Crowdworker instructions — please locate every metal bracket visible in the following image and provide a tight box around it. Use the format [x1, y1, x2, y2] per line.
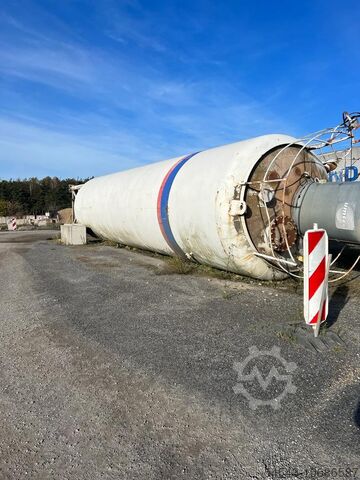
[229, 199, 247, 216]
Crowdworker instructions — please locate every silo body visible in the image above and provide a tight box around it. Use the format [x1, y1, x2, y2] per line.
[75, 134, 299, 280]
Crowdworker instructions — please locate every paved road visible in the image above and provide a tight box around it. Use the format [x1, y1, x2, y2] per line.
[0, 231, 359, 479]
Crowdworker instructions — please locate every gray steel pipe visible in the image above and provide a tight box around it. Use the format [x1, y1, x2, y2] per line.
[294, 181, 360, 244]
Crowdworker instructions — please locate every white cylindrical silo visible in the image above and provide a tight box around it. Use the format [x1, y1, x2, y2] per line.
[75, 134, 324, 280]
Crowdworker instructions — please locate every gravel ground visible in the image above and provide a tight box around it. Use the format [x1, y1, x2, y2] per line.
[0, 230, 359, 479]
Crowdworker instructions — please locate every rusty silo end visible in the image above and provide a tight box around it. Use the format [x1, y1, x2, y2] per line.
[74, 134, 360, 280]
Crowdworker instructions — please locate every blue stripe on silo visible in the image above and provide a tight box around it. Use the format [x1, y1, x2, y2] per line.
[157, 152, 199, 257]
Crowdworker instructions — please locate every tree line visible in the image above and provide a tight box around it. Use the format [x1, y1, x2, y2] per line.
[0, 177, 90, 217]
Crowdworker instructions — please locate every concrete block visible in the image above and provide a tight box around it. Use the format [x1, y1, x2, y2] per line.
[61, 224, 87, 245]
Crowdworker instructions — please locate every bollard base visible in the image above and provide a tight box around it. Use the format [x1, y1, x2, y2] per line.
[61, 224, 87, 245]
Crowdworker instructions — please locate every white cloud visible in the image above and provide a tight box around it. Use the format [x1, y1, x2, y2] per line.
[0, 45, 94, 83]
[0, 117, 169, 179]
[0, 2, 295, 179]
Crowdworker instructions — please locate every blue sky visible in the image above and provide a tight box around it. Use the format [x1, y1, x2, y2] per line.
[0, 0, 359, 179]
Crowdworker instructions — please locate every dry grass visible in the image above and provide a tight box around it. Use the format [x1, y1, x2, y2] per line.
[166, 256, 196, 274]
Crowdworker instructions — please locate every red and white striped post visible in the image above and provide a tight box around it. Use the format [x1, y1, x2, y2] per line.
[303, 224, 331, 337]
[7, 217, 17, 231]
